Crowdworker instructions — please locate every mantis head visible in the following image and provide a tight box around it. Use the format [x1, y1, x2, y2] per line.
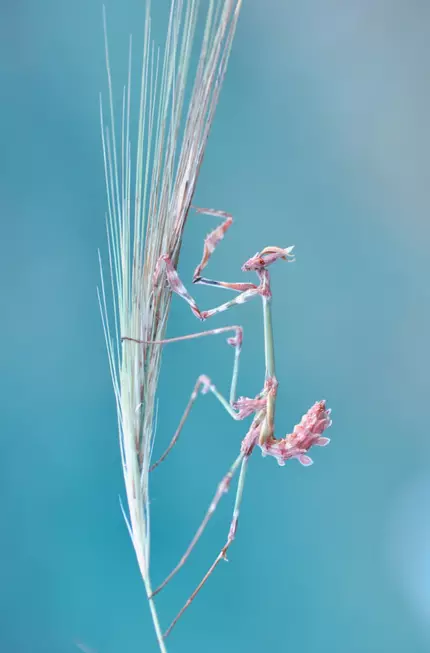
[241, 245, 295, 272]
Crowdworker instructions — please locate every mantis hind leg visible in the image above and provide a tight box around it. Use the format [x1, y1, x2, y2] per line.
[162, 455, 250, 638]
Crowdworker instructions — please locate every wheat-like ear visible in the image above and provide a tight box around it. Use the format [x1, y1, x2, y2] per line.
[97, 1, 242, 649]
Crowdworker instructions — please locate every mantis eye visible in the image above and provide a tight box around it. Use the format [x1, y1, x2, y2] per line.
[258, 257, 265, 266]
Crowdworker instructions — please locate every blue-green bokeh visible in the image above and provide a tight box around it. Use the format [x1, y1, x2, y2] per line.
[2, 1, 430, 651]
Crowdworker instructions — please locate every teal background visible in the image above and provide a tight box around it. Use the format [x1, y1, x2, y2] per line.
[2, 1, 430, 651]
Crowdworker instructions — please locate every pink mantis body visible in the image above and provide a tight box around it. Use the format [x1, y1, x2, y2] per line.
[123, 207, 332, 638]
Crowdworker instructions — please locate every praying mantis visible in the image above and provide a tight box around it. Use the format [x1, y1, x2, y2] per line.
[123, 207, 332, 638]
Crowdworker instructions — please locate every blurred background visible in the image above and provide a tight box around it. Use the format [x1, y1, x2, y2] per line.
[1, 1, 430, 651]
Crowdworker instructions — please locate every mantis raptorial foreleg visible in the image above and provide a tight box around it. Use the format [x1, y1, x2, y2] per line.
[191, 207, 234, 280]
[155, 205, 262, 320]
[159, 253, 260, 321]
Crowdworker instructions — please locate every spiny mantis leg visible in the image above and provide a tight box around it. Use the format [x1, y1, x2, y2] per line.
[150, 451, 245, 598]
[155, 206, 258, 319]
[159, 253, 260, 321]
[122, 325, 244, 471]
[191, 206, 234, 280]
[163, 454, 251, 639]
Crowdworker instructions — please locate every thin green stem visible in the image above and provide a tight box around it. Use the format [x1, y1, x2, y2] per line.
[146, 582, 168, 653]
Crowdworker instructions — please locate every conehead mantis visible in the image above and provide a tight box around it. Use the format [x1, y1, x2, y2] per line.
[122, 207, 332, 638]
